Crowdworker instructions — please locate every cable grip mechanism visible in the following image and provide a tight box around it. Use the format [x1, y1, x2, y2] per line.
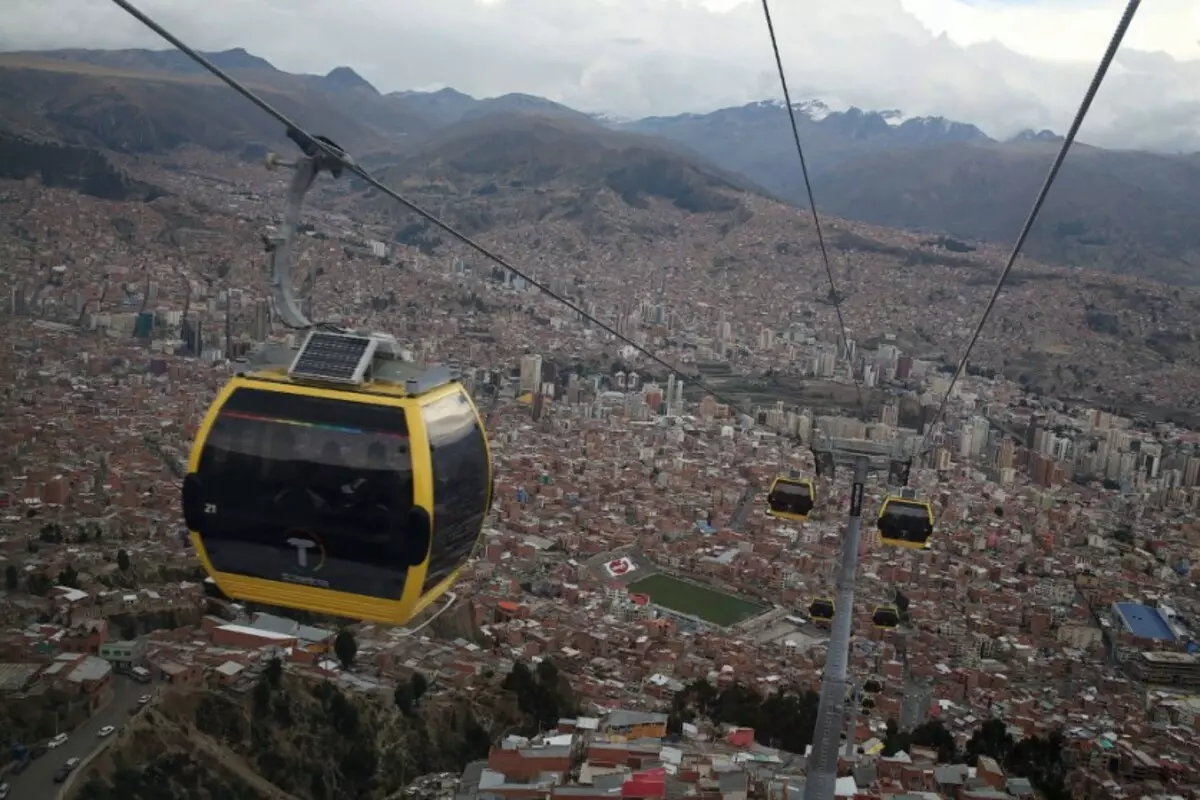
[261, 128, 348, 330]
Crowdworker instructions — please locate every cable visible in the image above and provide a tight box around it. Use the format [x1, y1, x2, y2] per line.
[759, 0, 863, 413]
[107, 0, 754, 410]
[914, 0, 1141, 472]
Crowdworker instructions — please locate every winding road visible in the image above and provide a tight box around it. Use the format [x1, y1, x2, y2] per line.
[5, 674, 149, 799]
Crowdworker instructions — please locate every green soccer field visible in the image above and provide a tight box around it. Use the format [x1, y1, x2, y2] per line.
[627, 573, 765, 627]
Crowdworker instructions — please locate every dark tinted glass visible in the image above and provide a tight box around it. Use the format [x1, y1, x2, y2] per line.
[888, 502, 930, 521]
[880, 501, 932, 542]
[770, 481, 812, 515]
[422, 390, 489, 593]
[196, 386, 415, 599]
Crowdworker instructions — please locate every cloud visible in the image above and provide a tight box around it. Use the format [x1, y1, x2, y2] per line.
[3, 0, 1199, 150]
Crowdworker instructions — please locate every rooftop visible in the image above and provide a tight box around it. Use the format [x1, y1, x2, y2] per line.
[1113, 602, 1176, 642]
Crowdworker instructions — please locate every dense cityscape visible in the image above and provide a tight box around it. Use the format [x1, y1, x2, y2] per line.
[1, 128, 1199, 800]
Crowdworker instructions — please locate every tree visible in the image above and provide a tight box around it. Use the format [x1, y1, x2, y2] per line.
[57, 565, 80, 589]
[503, 661, 578, 734]
[965, 718, 1015, 765]
[910, 719, 959, 764]
[883, 718, 959, 763]
[117, 549, 131, 572]
[669, 679, 818, 755]
[4, 564, 17, 591]
[264, 657, 283, 689]
[882, 718, 904, 756]
[334, 629, 357, 670]
[410, 672, 428, 701]
[25, 573, 51, 597]
[1006, 729, 1068, 800]
[394, 682, 414, 716]
[535, 659, 559, 686]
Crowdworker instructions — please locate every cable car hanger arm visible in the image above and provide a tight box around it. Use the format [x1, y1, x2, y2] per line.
[263, 129, 350, 330]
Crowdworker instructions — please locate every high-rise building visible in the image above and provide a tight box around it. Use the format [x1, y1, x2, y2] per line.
[252, 299, 271, 341]
[880, 403, 899, 429]
[899, 678, 933, 732]
[519, 354, 542, 393]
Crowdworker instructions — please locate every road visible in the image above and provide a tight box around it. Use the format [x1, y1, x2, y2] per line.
[6, 675, 149, 798]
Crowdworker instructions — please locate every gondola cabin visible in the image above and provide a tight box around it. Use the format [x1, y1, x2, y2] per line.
[877, 492, 935, 549]
[860, 696, 875, 711]
[809, 597, 835, 624]
[767, 477, 815, 521]
[181, 331, 493, 626]
[863, 677, 884, 694]
[872, 605, 900, 630]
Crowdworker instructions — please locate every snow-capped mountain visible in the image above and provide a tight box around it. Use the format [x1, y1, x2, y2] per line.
[1010, 128, 1064, 143]
[617, 99, 1006, 203]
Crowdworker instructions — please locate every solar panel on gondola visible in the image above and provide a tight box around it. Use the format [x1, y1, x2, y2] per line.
[288, 331, 378, 385]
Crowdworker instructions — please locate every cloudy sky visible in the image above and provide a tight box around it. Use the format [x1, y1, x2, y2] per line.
[5, 0, 1200, 150]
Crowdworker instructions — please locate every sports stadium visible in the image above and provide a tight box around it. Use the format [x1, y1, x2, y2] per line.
[590, 550, 770, 629]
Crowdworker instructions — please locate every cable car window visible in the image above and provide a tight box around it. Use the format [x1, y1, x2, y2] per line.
[886, 502, 930, 523]
[196, 387, 414, 599]
[422, 391, 489, 593]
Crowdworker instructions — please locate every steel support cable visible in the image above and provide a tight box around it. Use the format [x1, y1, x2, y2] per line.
[108, 0, 752, 409]
[760, 0, 864, 413]
[913, 0, 1141, 470]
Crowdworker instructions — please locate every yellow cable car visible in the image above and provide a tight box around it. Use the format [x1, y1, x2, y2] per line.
[872, 604, 900, 630]
[181, 330, 493, 625]
[877, 494, 935, 549]
[767, 476, 815, 521]
[809, 597, 835, 623]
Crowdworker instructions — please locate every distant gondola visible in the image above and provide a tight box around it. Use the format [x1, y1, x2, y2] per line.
[809, 597, 835, 624]
[860, 696, 876, 710]
[863, 677, 884, 694]
[767, 477, 815, 522]
[872, 604, 900, 630]
[877, 493, 935, 549]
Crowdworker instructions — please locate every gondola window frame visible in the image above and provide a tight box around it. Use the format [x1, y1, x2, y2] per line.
[193, 384, 418, 600]
[421, 389, 490, 593]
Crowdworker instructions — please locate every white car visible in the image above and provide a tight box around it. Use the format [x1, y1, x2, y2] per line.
[0, 780, 10, 798]
[137, 694, 152, 705]
[97, 725, 115, 738]
[48, 733, 68, 749]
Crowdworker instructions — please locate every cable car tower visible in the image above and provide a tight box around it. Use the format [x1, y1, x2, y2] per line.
[802, 439, 925, 800]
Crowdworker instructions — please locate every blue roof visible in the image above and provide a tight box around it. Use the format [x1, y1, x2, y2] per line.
[1113, 602, 1176, 641]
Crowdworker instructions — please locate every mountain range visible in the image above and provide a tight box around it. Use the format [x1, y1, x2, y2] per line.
[3, 47, 1200, 284]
